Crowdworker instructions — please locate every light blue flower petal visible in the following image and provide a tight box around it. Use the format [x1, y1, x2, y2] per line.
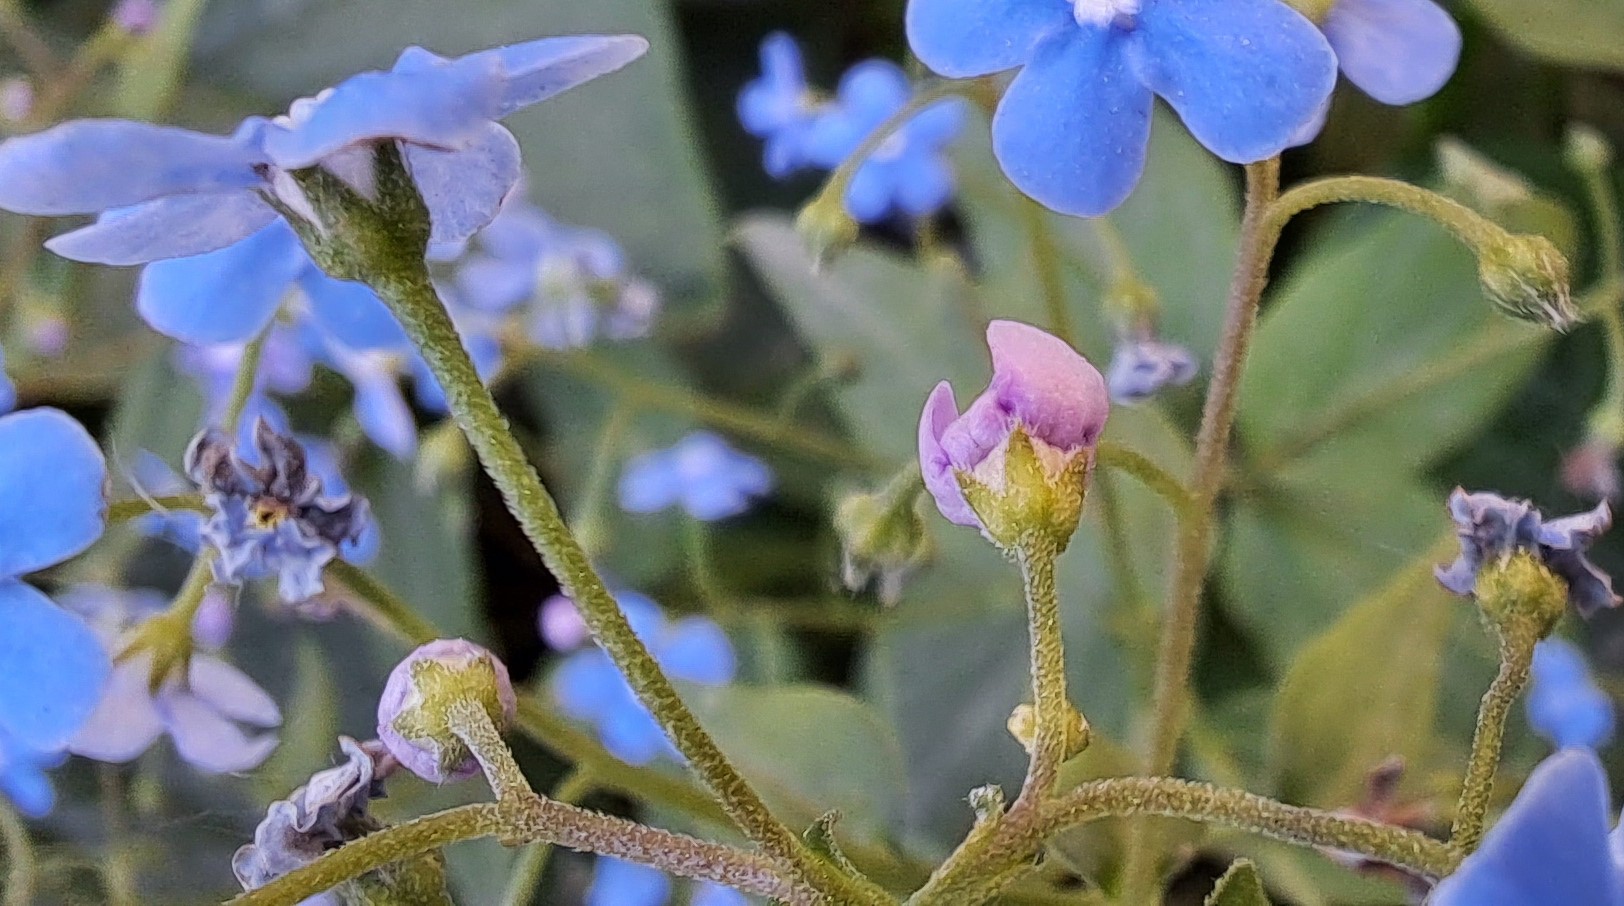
[298, 268, 405, 350]
[262, 61, 504, 170]
[456, 256, 536, 312]
[353, 377, 417, 461]
[845, 162, 897, 224]
[739, 32, 810, 136]
[907, 98, 968, 148]
[1129, 0, 1336, 164]
[600, 706, 668, 766]
[554, 650, 620, 720]
[0, 580, 110, 749]
[894, 156, 955, 216]
[586, 857, 670, 906]
[1529, 639, 1615, 750]
[616, 591, 666, 642]
[836, 60, 912, 124]
[136, 221, 305, 345]
[0, 120, 264, 215]
[44, 191, 277, 266]
[1432, 748, 1624, 906]
[692, 883, 750, 906]
[0, 752, 55, 818]
[404, 123, 522, 244]
[0, 409, 106, 579]
[992, 29, 1153, 217]
[618, 451, 682, 514]
[476, 36, 651, 117]
[1324, 0, 1461, 105]
[905, 0, 1072, 78]
[658, 617, 735, 685]
[0, 347, 13, 415]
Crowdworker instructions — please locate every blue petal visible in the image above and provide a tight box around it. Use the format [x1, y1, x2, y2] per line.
[1129, 0, 1337, 163]
[298, 268, 405, 350]
[658, 617, 736, 685]
[474, 36, 651, 118]
[403, 123, 522, 244]
[618, 451, 682, 514]
[137, 221, 305, 345]
[738, 33, 810, 136]
[1432, 749, 1624, 906]
[1529, 639, 1615, 750]
[906, 98, 969, 149]
[586, 857, 670, 906]
[836, 60, 912, 124]
[262, 60, 504, 169]
[0, 741, 56, 818]
[845, 162, 898, 224]
[600, 705, 668, 766]
[0, 347, 13, 415]
[553, 650, 621, 720]
[456, 256, 536, 312]
[1324, 0, 1461, 105]
[0, 120, 265, 215]
[0, 409, 106, 579]
[616, 591, 666, 644]
[44, 191, 277, 266]
[905, 0, 1072, 78]
[894, 156, 955, 217]
[0, 580, 110, 749]
[992, 29, 1153, 217]
[353, 376, 417, 460]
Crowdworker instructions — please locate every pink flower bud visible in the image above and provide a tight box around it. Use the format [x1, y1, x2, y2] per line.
[376, 639, 516, 783]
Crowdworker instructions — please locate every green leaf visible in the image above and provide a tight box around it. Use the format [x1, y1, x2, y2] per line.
[687, 684, 908, 843]
[1207, 860, 1271, 906]
[251, 638, 339, 805]
[1465, 0, 1624, 72]
[114, 0, 212, 119]
[358, 450, 479, 643]
[1269, 545, 1460, 806]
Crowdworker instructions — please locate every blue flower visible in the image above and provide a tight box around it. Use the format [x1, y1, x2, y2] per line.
[0, 34, 648, 267]
[803, 61, 964, 223]
[738, 32, 821, 178]
[0, 408, 112, 814]
[1105, 335, 1199, 404]
[1435, 490, 1620, 617]
[185, 419, 371, 603]
[618, 432, 773, 521]
[905, 0, 1337, 216]
[1319, 0, 1460, 106]
[1431, 748, 1624, 905]
[552, 592, 735, 765]
[1528, 638, 1615, 751]
[586, 858, 670, 906]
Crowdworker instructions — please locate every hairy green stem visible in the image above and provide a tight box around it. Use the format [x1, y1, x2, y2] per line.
[221, 331, 267, 429]
[1096, 442, 1192, 520]
[371, 264, 880, 904]
[448, 701, 535, 809]
[1262, 174, 1506, 249]
[499, 770, 596, 906]
[1450, 626, 1538, 853]
[1124, 159, 1283, 903]
[1015, 535, 1071, 800]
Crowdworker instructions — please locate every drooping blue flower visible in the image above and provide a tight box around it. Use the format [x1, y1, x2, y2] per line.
[0, 408, 112, 814]
[1435, 490, 1620, 617]
[905, 0, 1337, 216]
[618, 432, 773, 522]
[551, 592, 735, 765]
[0, 34, 648, 275]
[1319, 0, 1461, 106]
[1431, 748, 1624, 905]
[1528, 638, 1615, 751]
[803, 61, 965, 223]
[738, 32, 822, 178]
[586, 858, 671, 906]
[1105, 334, 1199, 405]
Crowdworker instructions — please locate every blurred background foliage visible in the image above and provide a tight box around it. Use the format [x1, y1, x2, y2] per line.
[5, 0, 1624, 903]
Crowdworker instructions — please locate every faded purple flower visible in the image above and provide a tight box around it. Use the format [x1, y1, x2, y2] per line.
[1105, 334, 1199, 405]
[918, 319, 1109, 529]
[1436, 489, 1620, 617]
[376, 639, 516, 783]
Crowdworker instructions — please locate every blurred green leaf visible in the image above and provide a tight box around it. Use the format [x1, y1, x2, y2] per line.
[1207, 860, 1270, 906]
[1465, 0, 1624, 72]
[114, 0, 212, 119]
[359, 450, 480, 643]
[688, 684, 908, 843]
[251, 637, 339, 804]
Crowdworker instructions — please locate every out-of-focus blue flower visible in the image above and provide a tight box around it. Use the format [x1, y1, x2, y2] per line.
[552, 592, 735, 765]
[905, 0, 1337, 216]
[0, 344, 14, 414]
[186, 420, 370, 603]
[1320, 0, 1460, 106]
[1105, 334, 1199, 405]
[0, 36, 649, 269]
[175, 323, 315, 424]
[1435, 490, 1620, 617]
[63, 586, 281, 773]
[618, 432, 773, 521]
[453, 192, 660, 352]
[738, 32, 822, 178]
[803, 61, 964, 223]
[1431, 748, 1624, 905]
[0, 408, 111, 815]
[1529, 638, 1615, 751]
[692, 883, 751, 906]
[586, 858, 670, 906]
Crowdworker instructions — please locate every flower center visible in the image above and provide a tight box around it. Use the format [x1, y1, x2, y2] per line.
[251, 497, 293, 530]
[1070, 0, 1140, 27]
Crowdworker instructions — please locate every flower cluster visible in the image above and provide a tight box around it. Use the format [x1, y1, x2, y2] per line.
[1435, 489, 1619, 617]
[739, 33, 964, 223]
[618, 431, 774, 522]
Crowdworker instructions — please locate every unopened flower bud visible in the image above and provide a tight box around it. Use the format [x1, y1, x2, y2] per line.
[1565, 124, 1614, 175]
[1477, 233, 1578, 331]
[795, 191, 859, 270]
[1005, 702, 1090, 760]
[376, 639, 516, 783]
[834, 473, 933, 605]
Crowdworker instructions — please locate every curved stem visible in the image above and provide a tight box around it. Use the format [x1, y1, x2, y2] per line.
[221, 331, 267, 430]
[500, 769, 596, 906]
[1095, 442, 1192, 520]
[106, 493, 204, 523]
[1024, 199, 1075, 346]
[329, 559, 441, 648]
[1262, 175, 1507, 251]
[369, 266, 881, 905]
[815, 79, 964, 206]
[1451, 625, 1538, 853]
[449, 701, 535, 809]
[1577, 165, 1624, 444]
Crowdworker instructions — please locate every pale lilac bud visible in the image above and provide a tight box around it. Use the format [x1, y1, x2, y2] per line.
[538, 594, 590, 650]
[110, 0, 158, 34]
[190, 587, 235, 650]
[376, 639, 516, 783]
[917, 320, 1108, 540]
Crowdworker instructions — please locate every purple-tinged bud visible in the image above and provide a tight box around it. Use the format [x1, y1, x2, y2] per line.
[190, 587, 236, 650]
[917, 320, 1108, 549]
[376, 639, 516, 783]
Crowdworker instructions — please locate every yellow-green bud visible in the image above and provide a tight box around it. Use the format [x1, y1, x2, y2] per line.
[833, 473, 934, 604]
[957, 426, 1090, 553]
[1477, 233, 1578, 331]
[376, 639, 516, 783]
[1006, 702, 1091, 760]
[795, 190, 859, 271]
[1103, 275, 1162, 330]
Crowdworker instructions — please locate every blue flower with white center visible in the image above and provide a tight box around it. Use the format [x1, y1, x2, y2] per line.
[0, 408, 112, 815]
[1436, 490, 1621, 618]
[738, 32, 822, 179]
[1528, 638, 1615, 751]
[586, 858, 670, 906]
[618, 431, 773, 522]
[1431, 748, 1624, 905]
[0, 34, 647, 276]
[1105, 335, 1199, 404]
[905, 0, 1337, 216]
[551, 591, 735, 765]
[1318, 0, 1460, 106]
[803, 61, 965, 223]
